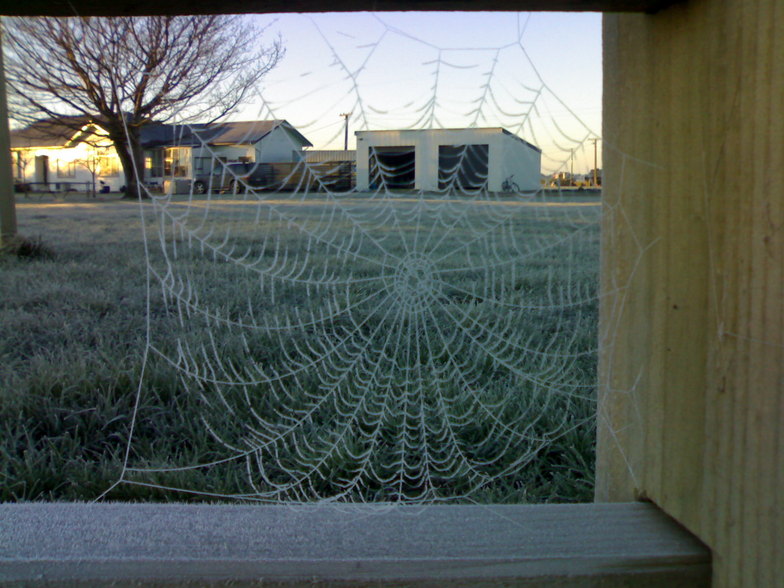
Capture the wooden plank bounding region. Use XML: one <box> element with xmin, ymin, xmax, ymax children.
<box><xmin>598</xmin><ymin>1</ymin><xmax>784</xmax><ymax>586</ymax></box>
<box><xmin>0</xmin><ymin>0</ymin><xmax>681</xmax><ymax>17</ymax></box>
<box><xmin>0</xmin><ymin>502</ymin><xmax>710</xmax><ymax>586</ymax></box>
<box><xmin>0</xmin><ymin>36</ymin><xmax>17</xmax><ymax>246</ymax></box>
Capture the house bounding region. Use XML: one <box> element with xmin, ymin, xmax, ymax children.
<box><xmin>143</xmin><ymin>120</ymin><xmax>313</xmax><ymax>194</ymax></box>
<box><xmin>354</xmin><ymin>128</ymin><xmax>541</xmax><ymax>193</ymax></box>
<box><xmin>10</xmin><ymin>118</ymin><xmax>313</xmax><ymax>194</ymax></box>
<box><xmin>10</xmin><ymin>117</ymin><xmax>124</xmax><ymax>193</ymax></box>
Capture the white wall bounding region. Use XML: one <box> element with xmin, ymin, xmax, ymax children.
<box><xmin>497</xmin><ymin>134</ymin><xmax>541</xmax><ymax>192</ymax></box>
<box><xmin>355</xmin><ymin>128</ymin><xmax>541</xmax><ymax>192</ymax></box>
<box><xmin>12</xmin><ymin>143</ymin><xmax>125</xmax><ymax>192</ymax></box>
<box><xmin>255</xmin><ymin>126</ymin><xmax>307</xmax><ymax>163</ymax></box>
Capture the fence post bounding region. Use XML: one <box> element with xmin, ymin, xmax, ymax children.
<box><xmin>0</xmin><ymin>29</ymin><xmax>18</xmax><ymax>247</ymax></box>
<box><xmin>597</xmin><ymin>2</ymin><xmax>783</xmax><ymax>586</ymax></box>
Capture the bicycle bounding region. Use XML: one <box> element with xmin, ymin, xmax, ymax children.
<box><xmin>501</xmin><ymin>176</ymin><xmax>519</xmax><ymax>192</ymax></box>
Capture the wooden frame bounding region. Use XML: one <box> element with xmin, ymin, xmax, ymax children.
<box><xmin>2</xmin><ymin>0</ymin><xmax>781</xmax><ymax>585</ymax></box>
<box><xmin>0</xmin><ymin>1</ymin><xmax>678</xmax><ymax>17</ymax></box>
<box><xmin>598</xmin><ymin>3</ymin><xmax>783</xmax><ymax>585</ymax></box>
<box><xmin>1</xmin><ymin>502</ymin><xmax>709</xmax><ymax>586</ymax></box>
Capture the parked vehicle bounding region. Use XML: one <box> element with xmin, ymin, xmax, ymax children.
<box><xmin>192</xmin><ymin>160</ymin><xmax>354</xmax><ymax>194</ymax></box>
<box><xmin>192</xmin><ymin>162</ymin><xmax>274</xmax><ymax>194</ymax></box>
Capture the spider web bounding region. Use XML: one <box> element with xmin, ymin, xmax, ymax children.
<box><xmin>108</xmin><ymin>12</ymin><xmax>615</xmax><ymax>503</ymax></box>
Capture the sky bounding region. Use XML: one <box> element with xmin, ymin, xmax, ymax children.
<box><xmin>237</xmin><ymin>12</ymin><xmax>603</xmax><ymax>175</ymax></box>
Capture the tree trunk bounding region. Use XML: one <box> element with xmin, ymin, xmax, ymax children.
<box><xmin>112</xmin><ymin>127</ymin><xmax>147</xmax><ymax>200</ymax></box>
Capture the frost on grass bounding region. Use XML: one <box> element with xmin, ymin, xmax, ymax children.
<box><xmin>115</xmin><ymin>13</ymin><xmax>603</xmax><ymax>503</ymax></box>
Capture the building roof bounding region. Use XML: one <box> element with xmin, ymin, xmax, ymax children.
<box><xmin>139</xmin><ymin>123</ymin><xmax>205</xmax><ymax>148</ymax></box>
<box><xmin>140</xmin><ymin>120</ymin><xmax>313</xmax><ymax>149</ymax></box>
<box><xmin>193</xmin><ymin>120</ymin><xmax>312</xmax><ymax>147</ymax></box>
<box><xmin>355</xmin><ymin>127</ymin><xmax>542</xmax><ymax>154</ymax></box>
<box><xmin>9</xmin><ymin>116</ymin><xmax>96</xmax><ymax>149</ymax></box>
<box><xmin>11</xmin><ymin>118</ymin><xmax>313</xmax><ymax>150</ymax></box>
<box><xmin>499</xmin><ymin>128</ymin><xmax>542</xmax><ymax>154</ymax></box>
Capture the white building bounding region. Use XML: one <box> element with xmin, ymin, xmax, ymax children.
<box><xmin>10</xmin><ymin>117</ymin><xmax>124</xmax><ymax>193</ymax></box>
<box><xmin>355</xmin><ymin>128</ymin><xmax>541</xmax><ymax>193</ymax></box>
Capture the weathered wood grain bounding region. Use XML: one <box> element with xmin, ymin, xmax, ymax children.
<box><xmin>0</xmin><ymin>1</ymin><xmax>680</xmax><ymax>17</ymax></box>
<box><xmin>0</xmin><ymin>502</ymin><xmax>709</xmax><ymax>586</ymax></box>
<box><xmin>597</xmin><ymin>1</ymin><xmax>783</xmax><ymax>586</ymax></box>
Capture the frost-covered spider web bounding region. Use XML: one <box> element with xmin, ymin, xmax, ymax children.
<box><xmin>112</xmin><ymin>12</ymin><xmax>608</xmax><ymax>503</ymax></box>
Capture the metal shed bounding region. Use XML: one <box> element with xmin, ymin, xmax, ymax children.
<box><xmin>355</xmin><ymin>128</ymin><xmax>541</xmax><ymax>193</ymax></box>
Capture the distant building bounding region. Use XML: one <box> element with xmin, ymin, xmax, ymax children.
<box><xmin>143</xmin><ymin>120</ymin><xmax>313</xmax><ymax>194</ymax></box>
<box><xmin>302</xmin><ymin>150</ymin><xmax>355</xmax><ymax>163</ymax></box>
<box><xmin>10</xmin><ymin>118</ymin><xmax>312</xmax><ymax>194</ymax></box>
<box><xmin>354</xmin><ymin>128</ymin><xmax>541</xmax><ymax>193</ymax></box>
<box><xmin>300</xmin><ymin>149</ymin><xmax>356</xmax><ymax>192</ymax></box>
<box><xmin>10</xmin><ymin>116</ymin><xmax>124</xmax><ymax>192</ymax></box>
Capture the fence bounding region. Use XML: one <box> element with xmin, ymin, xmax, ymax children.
<box><xmin>262</xmin><ymin>161</ymin><xmax>355</xmax><ymax>192</ymax></box>
<box><xmin>14</xmin><ymin>181</ymin><xmax>96</xmax><ymax>194</ymax></box>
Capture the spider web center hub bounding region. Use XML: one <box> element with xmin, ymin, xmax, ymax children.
<box><xmin>392</xmin><ymin>253</ymin><xmax>439</xmax><ymax>314</ymax></box>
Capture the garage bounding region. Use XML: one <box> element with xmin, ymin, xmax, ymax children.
<box><xmin>355</xmin><ymin>128</ymin><xmax>540</xmax><ymax>193</ymax></box>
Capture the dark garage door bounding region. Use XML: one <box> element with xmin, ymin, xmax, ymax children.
<box><xmin>438</xmin><ymin>144</ymin><xmax>489</xmax><ymax>192</ymax></box>
<box><xmin>369</xmin><ymin>146</ymin><xmax>416</xmax><ymax>190</ymax></box>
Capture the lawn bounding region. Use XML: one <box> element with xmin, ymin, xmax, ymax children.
<box><xmin>0</xmin><ymin>191</ymin><xmax>601</xmax><ymax>503</ymax></box>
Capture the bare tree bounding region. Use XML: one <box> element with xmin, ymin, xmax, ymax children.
<box><xmin>3</xmin><ymin>16</ymin><xmax>282</xmax><ymax>199</ymax></box>
<box><xmin>75</xmin><ymin>154</ymin><xmax>99</xmax><ymax>197</ymax></box>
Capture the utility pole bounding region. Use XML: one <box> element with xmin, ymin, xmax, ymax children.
<box><xmin>570</xmin><ymin>149</ymin><xmax>574</xmax><ymax>184</ymax></box>
<box><xmin>590</xmin><ymin>138</ymin><xmax>600</xmax><ymax>186</ymax></box>
<box><xmin>339</xmin><ymin>112</ymin><xmax>352</xmax><ymax>151</ymax></box>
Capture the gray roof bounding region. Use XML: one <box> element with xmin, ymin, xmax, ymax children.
<box><xmin>10</xmin><ymin>116</ymin><xmax>94</xmax><ymax>149</ymax></box>
<box><xmin>140</xmin><ymin>123</ymin><xmax>206</xmax><ymax>148</ymax></box>
<box><xmin>11</xmin><ymin>118</ymin><xmax>312</xmax><ymax>150</ymax></box>
<box><xmin>191</xmin><ymin>120</ymin><xmax>313</xmax><ymax>148</ymax></box>
<box><xmin>355</xmin><ymin>127</ymin><xmax>541</xmax><ymax>154</ymax></box>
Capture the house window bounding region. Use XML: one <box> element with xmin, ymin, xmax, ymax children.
<box><xmin>147</xmin><ymin>151</ymin><xmax>165</xmax><ymax>178</ymax></box>
<box><xmin>98</xmin><ymin>156</ymin><xmax>119</xmax><ymax>177</ymax></box>
<box><xmin>56</xmin><ymin>160</ymin><xmax>76</xmax><ymax>178</ymax></box>
<box><xmin>164</xmin><ymin>147</ymin><xmax>191</xmax><ymax>178</ymax></box>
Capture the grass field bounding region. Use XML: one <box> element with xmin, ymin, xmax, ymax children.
<box><xmin>0</xmin><ymin>192</ymin><xmax>601</xmax><ymax>503</ymax></box>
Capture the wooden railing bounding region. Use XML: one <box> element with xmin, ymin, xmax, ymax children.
<box><xmin>0</xmin><ymin>502</ymin><xmax>709</xmax><ymax>586</ymax></box>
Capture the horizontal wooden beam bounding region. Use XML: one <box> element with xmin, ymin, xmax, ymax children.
<box><xmin>0</xmin><ymin>0</ymin><xmax>681</xmax><ymax>17</ymax></box>
<box><xmin>0</xmin><ymin>502</ymin><xmax>709</xmax><ymax>586</ymax></box>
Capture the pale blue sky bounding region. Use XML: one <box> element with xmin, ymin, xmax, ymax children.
<box><xmin>241</xmin><ymin>12</ymin><xmax>602</xmax><ymax>174</ymax></box>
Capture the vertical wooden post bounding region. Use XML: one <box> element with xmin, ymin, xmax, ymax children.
<box><xmin>597</xmin><ymin>1</ymin><xmax>783</xmax><ymax>586</ymax></box>
<box><xmin>0</xmin><ymin>29</ymin><xmax>18</xmax><ymax>246</ymax></box>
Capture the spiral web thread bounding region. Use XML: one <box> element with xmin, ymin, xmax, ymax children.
<box><xmin>106</xmin><ymin>13</ymin><xmax>650</xmax><ymax>503</ymax></box>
